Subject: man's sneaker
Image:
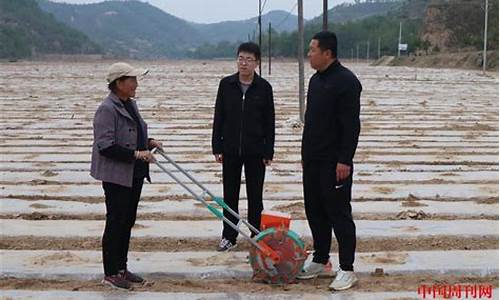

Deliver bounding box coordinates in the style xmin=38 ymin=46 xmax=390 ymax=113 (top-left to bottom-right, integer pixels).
xmin=297 ymin=261 xmax=336 ymax=280
xmin=102 ymin=275 xmax=131 ymax=290
xmin=119 ymin=269 xmax=145 ymax=284
xmin=329 ymin=269 xmax=358 ymax=291
xmin=216 ymin=238 xmax=237 ymax=252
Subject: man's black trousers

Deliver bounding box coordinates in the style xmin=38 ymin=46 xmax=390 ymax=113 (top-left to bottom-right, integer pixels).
xmin=102 ymin=178 xmax=144 ymax=276
xmin=222 ymin=155 xmax=265 ymax=243
xmin=302 ymin=160 xmax=356 ymax=271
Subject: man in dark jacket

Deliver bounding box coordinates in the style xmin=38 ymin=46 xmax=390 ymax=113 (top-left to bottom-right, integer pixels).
xmin=296 ymin=31 xmax=361 ymax=291
xmin=212 ymin=42 xmax=275 ymax=251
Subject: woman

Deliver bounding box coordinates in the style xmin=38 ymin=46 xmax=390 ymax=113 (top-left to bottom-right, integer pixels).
xmin=90 ymin=62 xmax=162 ymax=290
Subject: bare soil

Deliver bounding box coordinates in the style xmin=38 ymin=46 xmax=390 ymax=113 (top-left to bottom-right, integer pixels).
xmin=1 ymin=236 xmax=497 ymax=252
xmin=1 ymin=211 xmax=497 ymax=221
xmin=1 ymin=274 xmax=497 ymax=293
xmin=387 ymin=51 xmax=499 ymax=71
xmin=3 ymin=194 xmax=191 ymax=203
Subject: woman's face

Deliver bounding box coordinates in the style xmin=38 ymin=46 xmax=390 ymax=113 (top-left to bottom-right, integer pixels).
xmin=116 ymin=77 xmax=138 ymax=99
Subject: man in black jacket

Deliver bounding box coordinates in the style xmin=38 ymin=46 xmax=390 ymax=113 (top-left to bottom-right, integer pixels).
xmin=212 ymin=42 xmax=275 ymax=251
xmin=297 ymin=31 xmax=361 ymax=291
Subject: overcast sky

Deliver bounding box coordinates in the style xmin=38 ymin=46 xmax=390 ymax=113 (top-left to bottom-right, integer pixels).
xmin=49 ymin=0 xmax=352 ymax=23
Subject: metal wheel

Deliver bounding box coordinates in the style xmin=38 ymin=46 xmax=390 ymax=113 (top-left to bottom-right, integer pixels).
xmin=249 ymin=227 xmax=307 ymax=284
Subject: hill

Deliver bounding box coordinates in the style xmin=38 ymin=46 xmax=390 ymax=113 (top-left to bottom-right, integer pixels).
xmin=0 ymin=0 xmax=101 ymax=59
xmin=37 ymin=0 xmax=203 ymax=58
xmin=419 ymin=0 xmax=498 ymax=53
xmin=309 ymin=0 xmax=401 ymax=24
xmin=191 ymin=0 xmax=420 ymax=59
xmin=192 ymin=10 xmax=298 ymax=44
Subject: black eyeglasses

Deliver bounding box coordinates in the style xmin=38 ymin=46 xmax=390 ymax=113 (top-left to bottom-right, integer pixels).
xmin=237 ymin=56 xmax=257 ymax=64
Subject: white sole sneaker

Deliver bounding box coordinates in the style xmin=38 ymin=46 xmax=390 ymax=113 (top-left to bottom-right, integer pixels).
xmin=223 ymin=244 xmax=237 ymax=252
xmin=101 ymin=279 xmax=131 ymax=290
xmin=216 ymin=243 xmax=237 ymax=252
xmin=329 ymin=277 xmax=358 ymax=291
xmin=297 ymin=263 xmax=337 ymax=280
xmin=297 ymin=270 xmax=336 ymax=280
xmin=329 ymin=272 xmax=358 ymax=291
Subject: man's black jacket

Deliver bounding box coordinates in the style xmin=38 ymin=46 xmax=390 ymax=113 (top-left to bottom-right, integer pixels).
xmin=212 ymin=72 xmax=275 ymax=160
xmin=301 ymin=60 xmax=361 ymax=164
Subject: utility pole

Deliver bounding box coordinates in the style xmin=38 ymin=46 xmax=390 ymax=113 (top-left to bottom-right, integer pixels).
xmin=258 ymin=0 xmax=262 ymax=74
xmin=398 ymin=21 xmax=402 ymax=57
xmin=356 ymin=44 xmax=359 ymax=63
xmin=366 ymin=40 xmax=370 ymax=61
xmin=351 ymin=48 xmax=354 ymax=62
xmin=377 ymin=37 xmax=381 ymax=59
xmin=323 ymin=0 xmax=328 ymax=31
xmin=482 ymin=0 xmax=489 ymax=73
xmin=268 ymin=22 xmax=272 ymax=75
xmin=298 ymin=0 xmax=305 ymax=122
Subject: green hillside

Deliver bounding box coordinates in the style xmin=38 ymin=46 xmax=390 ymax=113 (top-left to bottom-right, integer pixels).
xmin=309 ymin=0 xmax=401 ymax=24
xmin=0 ymin=0 xmax=101 ymax=59
xmin=37 ymin=0 xmax=203 ymax=58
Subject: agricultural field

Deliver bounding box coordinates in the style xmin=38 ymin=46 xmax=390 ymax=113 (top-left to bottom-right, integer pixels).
xmin=0 ymin=60 xmax=498 ymax=299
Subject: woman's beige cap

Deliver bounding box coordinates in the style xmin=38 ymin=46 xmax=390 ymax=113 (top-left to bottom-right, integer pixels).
xmin=106 ymin=62 xmax=149 ymax=83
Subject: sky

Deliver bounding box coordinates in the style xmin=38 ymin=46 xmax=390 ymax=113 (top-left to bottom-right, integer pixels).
xmin=49 ymin=0 xmax=352 ymax=23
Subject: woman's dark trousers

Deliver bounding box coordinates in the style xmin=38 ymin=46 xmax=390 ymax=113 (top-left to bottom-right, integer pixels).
xmin=102 ymin=178 xmax=144 ymax=276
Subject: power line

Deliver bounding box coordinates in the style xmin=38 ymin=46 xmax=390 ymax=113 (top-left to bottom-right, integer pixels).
xmin=275 ymin=2 xmax=298 ymax=30
xmin=261 ymin=0 xmax=268 ymax=13
xmin=298 ymin=0 xmax=305 ymax=122
xmin=483 ymin=0 xmax=489 ymax=73
xmin=259 ymin=0 xmax=262 ymax=73
xmin=250 ymin=0 xmax=297 ymax=39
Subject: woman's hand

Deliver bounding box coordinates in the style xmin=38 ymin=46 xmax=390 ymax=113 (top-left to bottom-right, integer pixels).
xmin=214 ymin=153 xmax=223 ymax=163
xmin=148 ymin=139 xmax=163 ymax=150
xmin=135 ymin=150 xmax=155 ymax=163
